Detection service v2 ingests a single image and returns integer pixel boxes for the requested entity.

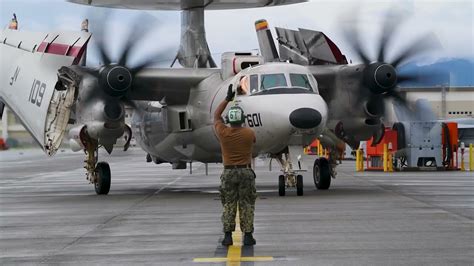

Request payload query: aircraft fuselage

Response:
[132,63,328,165]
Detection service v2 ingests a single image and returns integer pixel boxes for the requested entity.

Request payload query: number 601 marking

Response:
[246,113,263,128]
[28,79,46,107]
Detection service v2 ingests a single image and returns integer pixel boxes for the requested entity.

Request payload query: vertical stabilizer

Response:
[254,19,280,62]
[79,19,89,66]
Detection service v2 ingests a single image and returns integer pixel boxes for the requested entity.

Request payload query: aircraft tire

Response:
[313,158,331,190]
[296,175,303,196]
[95,162,111,195]
[278,175,285,196]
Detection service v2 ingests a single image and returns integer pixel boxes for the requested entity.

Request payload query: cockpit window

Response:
[290,74,313,90]
[249,74,259,94]
[260,74,288,90]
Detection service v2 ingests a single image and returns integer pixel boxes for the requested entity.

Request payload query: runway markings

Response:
[193,211,273,265]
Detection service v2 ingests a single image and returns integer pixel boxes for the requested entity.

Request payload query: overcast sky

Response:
[1,0,472,67]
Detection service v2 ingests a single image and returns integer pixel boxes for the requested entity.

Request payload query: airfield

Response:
[0,148,473,265]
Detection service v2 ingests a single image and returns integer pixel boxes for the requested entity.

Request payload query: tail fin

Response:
[79,18,89,66]
[254,19,280,62]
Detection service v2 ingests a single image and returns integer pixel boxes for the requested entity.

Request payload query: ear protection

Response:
[226,106,246,125]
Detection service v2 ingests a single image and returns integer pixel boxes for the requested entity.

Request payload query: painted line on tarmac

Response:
[193,211,274,265]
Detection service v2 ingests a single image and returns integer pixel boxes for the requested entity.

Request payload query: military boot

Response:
[221,232,233,246]
[243,233,256,246]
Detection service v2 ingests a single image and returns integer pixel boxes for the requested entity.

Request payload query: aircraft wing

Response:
[129,68,221,105]
[0,29,91,154]
[68,0,307,10]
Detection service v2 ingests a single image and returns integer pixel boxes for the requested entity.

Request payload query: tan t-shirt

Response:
[214,119,256,166]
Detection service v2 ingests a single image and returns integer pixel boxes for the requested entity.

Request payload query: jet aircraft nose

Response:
[289,108,322,129]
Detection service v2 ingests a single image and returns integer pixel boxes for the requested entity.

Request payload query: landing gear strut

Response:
[275,149,305,196]
[84,137,111,195]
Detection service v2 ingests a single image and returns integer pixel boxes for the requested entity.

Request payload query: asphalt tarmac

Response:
[0,148,473,265]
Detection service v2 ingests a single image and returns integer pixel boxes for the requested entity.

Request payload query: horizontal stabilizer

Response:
[276,27,347,65]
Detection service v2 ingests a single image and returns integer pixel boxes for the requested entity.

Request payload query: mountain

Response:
[398,58,474,87]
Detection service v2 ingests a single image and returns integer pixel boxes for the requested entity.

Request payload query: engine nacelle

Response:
[68,125,87,152]
[331,118,384,149]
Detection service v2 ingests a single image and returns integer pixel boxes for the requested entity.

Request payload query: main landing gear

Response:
[84,138,111,195]
[313,158,331,190]
[274,149,305,196]
[312,150,338,190]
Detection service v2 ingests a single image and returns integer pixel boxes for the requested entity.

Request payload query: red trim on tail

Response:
[37,41,89,65]
[37,42,48,53]
[323,34,348,64]
[72,39,89,65]
[46,43,69,55]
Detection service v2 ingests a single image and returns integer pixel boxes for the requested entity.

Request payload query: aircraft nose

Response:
[289,108,322,129]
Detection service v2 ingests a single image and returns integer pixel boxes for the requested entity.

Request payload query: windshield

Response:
[260,74,288,90]
[290,74,313,90]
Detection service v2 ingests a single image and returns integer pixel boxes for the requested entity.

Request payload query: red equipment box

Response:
[366,128,398,170]
[442,122,459,170]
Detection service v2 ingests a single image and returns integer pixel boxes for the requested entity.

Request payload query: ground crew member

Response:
[214,81,257,246]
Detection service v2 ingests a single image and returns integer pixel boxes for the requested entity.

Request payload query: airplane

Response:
[0,0,441,196]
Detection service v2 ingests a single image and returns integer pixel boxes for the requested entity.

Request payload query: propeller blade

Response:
[87,9,113,65]
[131,47,177,75]
[97,44,112,66]
[398,69,450,86]
[122,97,146,118]
[397,73,419,84]
[391,33,442,68]
[377,11,404,62]
[343,27,371,65]
[387,90,407,104]
[118,13,160,66]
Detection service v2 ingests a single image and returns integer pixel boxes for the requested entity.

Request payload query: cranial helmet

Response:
[227,106,245,125]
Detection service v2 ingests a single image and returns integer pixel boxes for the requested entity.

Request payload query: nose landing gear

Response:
[275,149,305,196]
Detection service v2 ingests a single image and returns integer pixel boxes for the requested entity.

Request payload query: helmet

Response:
[227,106,246,125]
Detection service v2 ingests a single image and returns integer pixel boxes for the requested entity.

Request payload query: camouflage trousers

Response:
[219,168,257,233]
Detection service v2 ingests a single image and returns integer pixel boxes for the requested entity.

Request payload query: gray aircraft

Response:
[0,0,440,195]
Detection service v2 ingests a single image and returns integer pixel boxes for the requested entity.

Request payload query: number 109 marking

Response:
[28,79,46,107]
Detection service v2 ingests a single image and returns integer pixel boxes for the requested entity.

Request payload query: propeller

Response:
[342,10,444,118]
[338,10,449,146]
[80,10,176,109]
